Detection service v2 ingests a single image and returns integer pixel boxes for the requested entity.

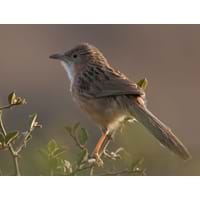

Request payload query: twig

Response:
[16,138,29,154]
[16,143,26,154]
[89,166,94,176]
[0,104,14,110]
[70,165,93,175]
[0,111,20,176]
[100,168,145,176]
[16,130,33,154]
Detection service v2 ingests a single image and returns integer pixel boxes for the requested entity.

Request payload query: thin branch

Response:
[100,168,146,176]
[16,140,27,154]
[0,111,20,176]
[17,117,41,154]
[89,166,94,176]
[16,132,32,154]
[0,104,14,110]
[70,165,93,175]
[13,156,21,176]
[16,144,26,154]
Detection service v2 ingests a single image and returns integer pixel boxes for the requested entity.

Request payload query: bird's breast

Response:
[71,93,132,131]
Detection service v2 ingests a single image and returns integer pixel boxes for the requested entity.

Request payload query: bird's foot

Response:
[88,153,104,167]
[94,153,104,167]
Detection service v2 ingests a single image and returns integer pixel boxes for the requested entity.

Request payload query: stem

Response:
[0,111,21,176]
[89,166,94,176]
[0,104,13,110]
[13,155,21,176]
[70,165,92,176]
[100,168,146,176]
[100,169,135,176]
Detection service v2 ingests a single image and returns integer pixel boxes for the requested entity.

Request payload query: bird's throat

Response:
[60,61,75,84]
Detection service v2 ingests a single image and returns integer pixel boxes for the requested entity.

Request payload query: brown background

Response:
[0,25,199,175]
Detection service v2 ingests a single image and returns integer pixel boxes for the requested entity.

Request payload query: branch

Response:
[0,111,20,176]
[69,164,93,175]
[0,104,14,110]
[100,168,146,176]
[16,134,31,154]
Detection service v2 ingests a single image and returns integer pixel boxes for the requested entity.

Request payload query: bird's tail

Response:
[127,98,191,160]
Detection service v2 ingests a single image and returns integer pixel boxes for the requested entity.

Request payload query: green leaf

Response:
[137,78,148,90]
[29,113,38,130]
[0,134,5,144]
[52,147,66,158]
[78,128,88,145]
[5,131,19,144]
[72,122,80,133]
[48,139,57,153]
[77,149,88,165]
[8,92,16,105]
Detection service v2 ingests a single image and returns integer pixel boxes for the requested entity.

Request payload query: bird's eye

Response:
[73,54,78,59]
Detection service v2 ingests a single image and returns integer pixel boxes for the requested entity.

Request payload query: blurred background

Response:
[0,25,199,175]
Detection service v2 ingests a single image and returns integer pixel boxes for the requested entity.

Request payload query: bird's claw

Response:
[88,154,104,167]
[94,153,104,167]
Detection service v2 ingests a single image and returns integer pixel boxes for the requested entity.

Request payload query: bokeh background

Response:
[0,25,199,175]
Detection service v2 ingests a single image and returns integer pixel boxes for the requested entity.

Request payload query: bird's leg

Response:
[100,130,118,158]
[100,132,114,156]
[92,132,108,157]
[91,129,109,165]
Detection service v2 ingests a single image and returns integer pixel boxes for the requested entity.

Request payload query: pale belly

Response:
[73,95,134,131]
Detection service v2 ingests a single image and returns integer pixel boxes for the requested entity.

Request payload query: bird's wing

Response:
[76,65,145,98]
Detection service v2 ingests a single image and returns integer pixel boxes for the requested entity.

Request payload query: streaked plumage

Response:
[50,43,191,160]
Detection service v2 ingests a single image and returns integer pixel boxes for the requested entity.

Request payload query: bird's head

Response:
[49,43,109,82]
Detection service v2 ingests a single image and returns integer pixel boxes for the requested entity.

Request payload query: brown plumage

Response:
[50,43,191,161]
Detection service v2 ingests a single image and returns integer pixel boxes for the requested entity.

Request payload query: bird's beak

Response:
[49,53,64,60]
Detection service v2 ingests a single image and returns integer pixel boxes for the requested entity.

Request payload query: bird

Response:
[49,43,191,161]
